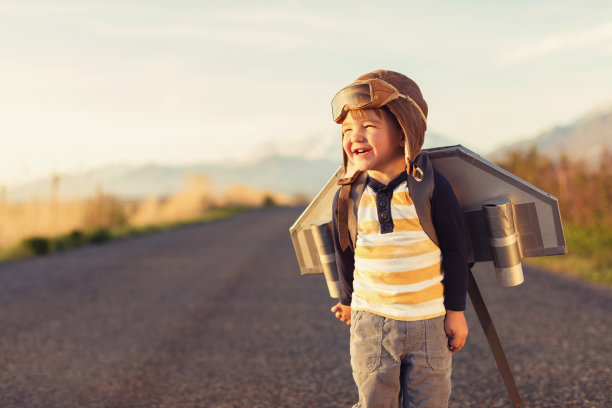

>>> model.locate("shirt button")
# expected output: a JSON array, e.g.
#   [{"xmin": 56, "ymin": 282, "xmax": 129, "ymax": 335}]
[{"xmin": 380, "ymin": 212, "xmax": 388, "ymax": 220}]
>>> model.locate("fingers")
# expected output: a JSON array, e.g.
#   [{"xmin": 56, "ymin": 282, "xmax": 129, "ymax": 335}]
[
  {"xmin": 448, "ymin": 335, "xmax": 467, "ymax": 354},
  {"xmin": 334, "ymin": 310, "xmax": 350, "ymax": 324},
  {"xmin": 341, "ymin": 312, "xmax": 350, "ymax": 325},
  {"xmin": 331, "ymin": 303, "xmax": 351, "ymax": 325}
]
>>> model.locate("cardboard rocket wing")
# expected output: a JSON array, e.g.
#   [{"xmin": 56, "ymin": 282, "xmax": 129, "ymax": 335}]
[
  {"xmin": 289, "ymin": 167, "xmax": 344, "ymax": 284},
  {"xmin": 289, "ymin": 145, "xmax": 567, "ymax": 296}
]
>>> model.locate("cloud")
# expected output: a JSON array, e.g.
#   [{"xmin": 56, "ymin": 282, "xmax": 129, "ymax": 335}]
[{"xmin": 497, "ymin": 21, "xmax": 612, "ymax": 65}]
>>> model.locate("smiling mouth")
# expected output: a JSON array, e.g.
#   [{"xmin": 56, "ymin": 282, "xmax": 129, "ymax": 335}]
[{"xmin": 353, "ymin": 148, "xmax": 372, "ymax": 155}]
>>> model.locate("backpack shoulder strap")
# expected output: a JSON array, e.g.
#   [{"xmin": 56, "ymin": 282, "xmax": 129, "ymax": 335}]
[
  {"xmin": 408, "ymin": 152, "xmax": 438, "ymax": 247},
  {"xmin": 337, "ymin": 170, "xmax": 365, "ymax": 251},
  {"xmin": 347, "ymin": 171, "xmax": 368, "ymax": 248}
]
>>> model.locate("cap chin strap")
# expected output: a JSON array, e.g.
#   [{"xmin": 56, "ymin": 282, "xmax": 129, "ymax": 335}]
[{"xmin": 405, "ymin": 143, "xmax": 424, "ymax": 182}]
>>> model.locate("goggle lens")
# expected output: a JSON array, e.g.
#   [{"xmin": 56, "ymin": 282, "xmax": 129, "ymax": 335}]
[{"xmin": 331, "ymin": 83, "xmax": 372, "ymax": 121}]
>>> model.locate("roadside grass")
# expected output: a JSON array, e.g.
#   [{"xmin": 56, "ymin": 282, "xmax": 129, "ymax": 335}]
[
  {"xmin": 0, "ymin": 206, "xmax": 250, "ymax": 264},
  {"xmin": 525, "ymin": 223, "xmax": 612, "ymax": 286}
]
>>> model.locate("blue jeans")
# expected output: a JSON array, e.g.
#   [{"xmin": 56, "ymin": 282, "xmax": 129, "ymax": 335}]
[{"xmin": 350, "ymin": 310, "xmax": 452, "ymax": 408}]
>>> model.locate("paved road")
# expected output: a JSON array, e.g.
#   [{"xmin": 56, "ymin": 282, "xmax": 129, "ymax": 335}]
[{"xmin": 0, "ymin": 207, "xmax": 610, "ymax": 408}]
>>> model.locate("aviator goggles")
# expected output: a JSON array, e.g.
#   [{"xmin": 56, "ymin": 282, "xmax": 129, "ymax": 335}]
[{"xmin": 331, "ymin": 78, "xmax": 427, "ymax": 125}]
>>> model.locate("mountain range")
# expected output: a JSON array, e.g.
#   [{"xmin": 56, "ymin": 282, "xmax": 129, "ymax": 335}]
[
  {"xmin": 5, "ymin": 102, "xmax": 611, "ymax": 202},
  {"xmin": 488, "ymin": 100, "xmax": 612, "ymax": 162}
]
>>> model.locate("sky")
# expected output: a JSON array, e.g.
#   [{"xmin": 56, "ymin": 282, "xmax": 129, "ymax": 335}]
[{"xmin": 2, "ymin": 0, "xmax": 612, "ymax": 187}]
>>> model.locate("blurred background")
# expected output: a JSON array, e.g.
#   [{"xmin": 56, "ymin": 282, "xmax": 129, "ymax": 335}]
[{"xmin": 1, "ymin": 0, "xmax": 611, "ymax": 284}]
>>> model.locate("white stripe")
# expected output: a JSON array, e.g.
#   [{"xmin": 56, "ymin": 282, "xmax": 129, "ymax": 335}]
[
  {"xmin": 391, "ymin": 204, "xmax": 418, "ymax": 219},
  {"xmin": 357, "ymin": 206, "xmax": 380, "ymax": 222},
  {"xmin": 394, "ymin": 181, "xmax": 408, "ymax": 190},
  {"xmin": 361, "ymin": 187, "xmax": 376, "ymax": 200},
  {"xmin": 354, "ymin": 274, "xmax": 444, "ymax": 294},
  {"xmin": 355, "ymin": 251, "xmax": 442, "ymax": 272},
  {"xmin": 357, "ymin": 231, "xmax": 432, "ymax": 246},
  {"xmin": 351, "ymin": 295, "xmax": 445, "ymax": 319}
]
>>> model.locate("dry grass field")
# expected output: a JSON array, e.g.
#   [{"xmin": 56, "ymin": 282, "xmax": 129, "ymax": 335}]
[{"xmin": 0, "ymin": 173, "xmax": 304, "ymax": 250}]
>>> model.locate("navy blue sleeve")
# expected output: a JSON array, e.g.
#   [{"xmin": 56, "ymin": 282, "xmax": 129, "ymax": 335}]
[
  {"xmin": 431, "ymin": 173, "xmax": 469, "ymax": 311},
  {"xmin": 332, "ymin": 188, "xmax": 355, "ymax": 306}
]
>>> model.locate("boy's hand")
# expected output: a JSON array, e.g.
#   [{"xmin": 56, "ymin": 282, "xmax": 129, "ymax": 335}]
[
  {"xmin": 331, "ymin": 303, "xmax": 351, "ymax": 325},
  {"xmin": 444, "ymin": 310, "xmax": 468, "ymax": 353}
]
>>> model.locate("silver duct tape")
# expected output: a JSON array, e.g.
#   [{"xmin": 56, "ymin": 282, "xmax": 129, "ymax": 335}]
[
  {"xmin": 311, "ymin": 219, "xmax": 336, "ymax": 254},
  {"xmin": 318, "ymin": 253, "xmax": 335, "ymax": 264},
  {"xmin": 326, "ymin": 281, "xmax": 340, "ymax": 298},
  {"xmin": 489, "ymin": 235, "xmax": 517, "ymax": 247},
  {"xmin": 495, "ymin": 264, "xmax": 524, "ymax": 287},
  {"xmin": 490, "ymin": 243, "xmax": 522, "ymax": 268},
  {"xmin": 465, "ymin": 203, "xmax": 545, "ymax": 262},
  {"xmin": 311, "ymin": 219, "xmax": 340, "ymax": 298},
  {"xmin": 483, "ymin": 197, "xmax": 524, "ymax": 287},
  {"xmin": 483, "ymin": 198, "xmax": 516, "ymax": 238},
  {"xmin": 513, "ymin": 202, "xmax": 546, "ymax": 257}
]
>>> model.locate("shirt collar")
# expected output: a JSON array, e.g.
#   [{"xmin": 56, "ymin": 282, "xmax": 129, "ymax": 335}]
[{"xmin": 367, "ymin": 171, "xmax": 407, "ymax": 192}]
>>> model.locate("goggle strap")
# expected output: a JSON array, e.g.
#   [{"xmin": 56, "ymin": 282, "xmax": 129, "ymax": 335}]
[{"xmin": 401, "ymin": 94, "xmax": 428, "ymax": 125}]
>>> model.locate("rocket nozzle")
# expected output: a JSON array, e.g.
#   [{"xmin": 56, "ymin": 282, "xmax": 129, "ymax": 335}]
[
  {"xmin": 310, "ymin": 218, "xmax": 340, "ymax": 298},
  {"xmin": 483, "ymin": 197, "xmax": 524, "ymax": 287}
]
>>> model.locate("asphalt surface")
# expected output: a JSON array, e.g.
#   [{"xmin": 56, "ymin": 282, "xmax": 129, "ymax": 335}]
[{"xmin": 0, "ymin": 206, "xmax": 610, "ymax": 408}]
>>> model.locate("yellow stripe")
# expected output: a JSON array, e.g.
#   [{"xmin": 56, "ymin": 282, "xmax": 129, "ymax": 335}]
[
  {"xmin": 355, "ymin": 239, "xmax": 440, "ymax": 259},
  {"xmin": 359, "ymin": 193, "xmax": 377, "ymax": 207},
  {"xmin": 355, "ymin": 263, "xmax": 442, "ymax": 285},
  {"xmin": 393, "ymin": 218, "xmax": 423, "ymax": 232},
  {"xmin": 358, "ymin": 217, "xmax": 423, "ymax": 233},
  {"xmin": 351, "ymin": 307, "xmax": 446, "ymax": 321},
  {"xmin": 358, "ymin": 220, "xmax": 380, "ymax": 234},
  {"xmin": 391, "ymin": 191, "xmax": 413, "ymax": 206},
  {"xmin": 355, "ymin": 283, "xmax": 444, "ymax": 305}
]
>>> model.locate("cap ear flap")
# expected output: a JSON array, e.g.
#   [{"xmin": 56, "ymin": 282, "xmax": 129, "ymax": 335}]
[{"xmin": 342, "ymin": 140, "xmax": 358, "ymax": 179}]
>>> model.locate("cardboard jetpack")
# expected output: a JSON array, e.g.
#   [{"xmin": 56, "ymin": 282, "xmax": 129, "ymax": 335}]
[
  {"xmin": 289, "ymin": 144, "xmax": 566, "ymax": 296},
  {"xmin": 288, "ymin": 144, "xmax": 566, "ymax": 408}
]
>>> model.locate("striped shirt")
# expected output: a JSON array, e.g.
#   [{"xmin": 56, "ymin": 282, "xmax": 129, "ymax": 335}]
[{"xmin": 351, "ymin": 177, "xmax": 446, "ymax": 321}]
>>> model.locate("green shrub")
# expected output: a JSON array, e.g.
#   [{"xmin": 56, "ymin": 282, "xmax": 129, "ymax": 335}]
[
  {"xmin": 263, "ymin": 195, "xmax": 276, "ymax": 207},
  {"xmin": 53, "ymin": 230, "xmax": 86, "ymax": 251},
  {"xmin": 87, "ymin": 228, "xmax": 111, "ymax": 243},
  {"xmin": 22, "ymin": 237, "xmax": 50, "ymax": 255}
]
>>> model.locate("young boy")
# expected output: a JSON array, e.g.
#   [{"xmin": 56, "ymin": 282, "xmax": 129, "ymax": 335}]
[{"xmin": 329, "ymin": 70, "xmax": 469, "ymax": 408}]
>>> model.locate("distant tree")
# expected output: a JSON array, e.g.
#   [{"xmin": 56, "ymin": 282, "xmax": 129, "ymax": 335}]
[{"xmin": 495, "ymin": 148, "xmax": 612, "ymax": 227}]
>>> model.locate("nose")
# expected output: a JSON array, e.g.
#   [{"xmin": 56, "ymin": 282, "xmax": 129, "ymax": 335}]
[{"xmin": 350, "ymin": 127, "xmax": 365, "ymax": 143}]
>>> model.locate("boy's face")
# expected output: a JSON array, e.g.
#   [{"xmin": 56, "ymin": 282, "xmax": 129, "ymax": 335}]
[{"xmin": 341, "ymin": 109, "xmax": 405, "ymax": 178}]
